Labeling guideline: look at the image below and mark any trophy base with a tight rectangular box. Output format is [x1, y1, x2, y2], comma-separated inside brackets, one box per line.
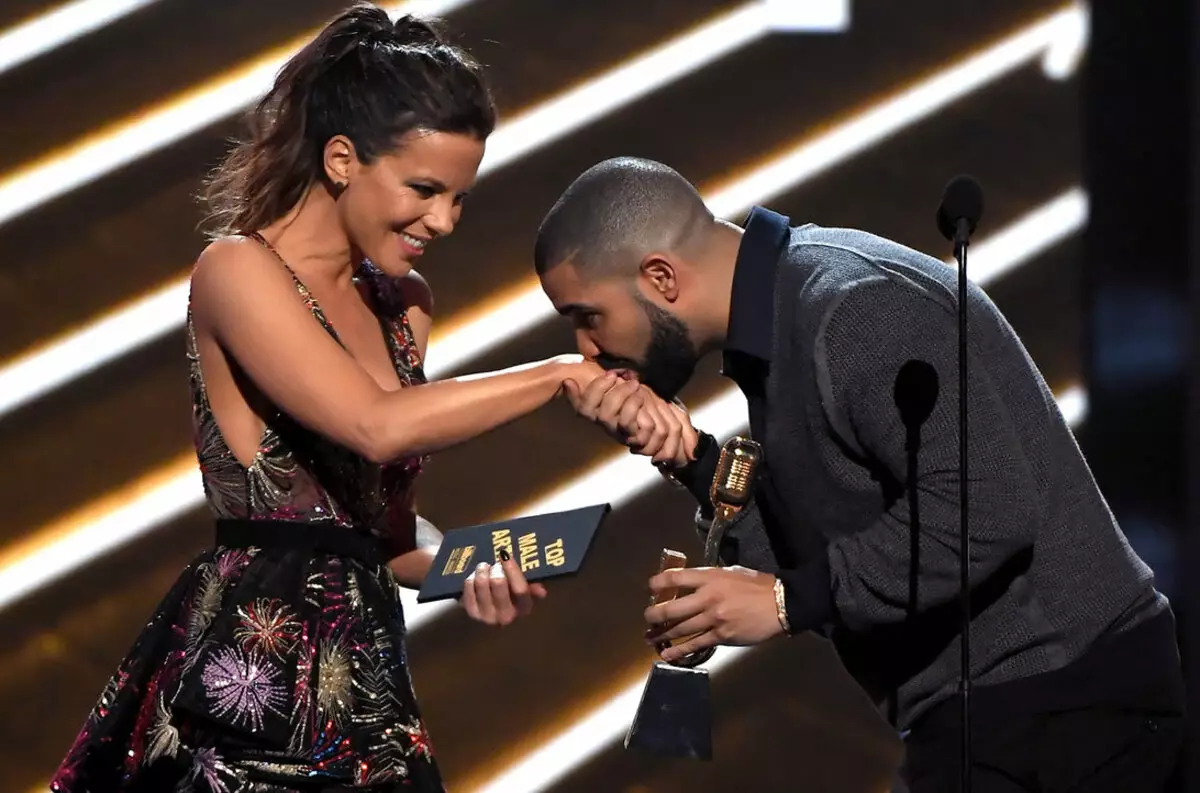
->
[623, 662, 713, 761]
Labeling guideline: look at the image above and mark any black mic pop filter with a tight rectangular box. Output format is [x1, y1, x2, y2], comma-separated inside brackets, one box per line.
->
[936, 174, 984, 242]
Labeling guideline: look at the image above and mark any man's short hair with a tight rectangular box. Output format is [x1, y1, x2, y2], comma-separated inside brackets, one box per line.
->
[534, 156, 712, 277]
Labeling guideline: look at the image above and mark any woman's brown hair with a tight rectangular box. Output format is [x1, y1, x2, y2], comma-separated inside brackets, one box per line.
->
[201, 2, 495, 238]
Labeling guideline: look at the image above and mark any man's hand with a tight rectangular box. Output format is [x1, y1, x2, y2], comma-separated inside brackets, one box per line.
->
[631, 390, 699, 467]
[644, 566, 784, 662]
[563, 372, 697, 465]
[563, 369, 645, 444]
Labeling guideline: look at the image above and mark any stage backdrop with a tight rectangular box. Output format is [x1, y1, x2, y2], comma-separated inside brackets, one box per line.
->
[0, 1, 1101, 791]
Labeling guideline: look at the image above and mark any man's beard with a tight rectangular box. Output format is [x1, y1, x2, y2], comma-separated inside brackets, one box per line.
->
[595, 294, 699, 401]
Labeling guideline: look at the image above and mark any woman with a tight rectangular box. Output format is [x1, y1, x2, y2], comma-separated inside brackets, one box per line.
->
[49, 4, 657, 791]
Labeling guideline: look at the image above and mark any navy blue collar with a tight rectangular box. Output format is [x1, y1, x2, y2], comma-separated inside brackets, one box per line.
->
[725, 206, 791, 363]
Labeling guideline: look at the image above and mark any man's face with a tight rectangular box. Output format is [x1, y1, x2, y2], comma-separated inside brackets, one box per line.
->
[540, 262, 700, 401]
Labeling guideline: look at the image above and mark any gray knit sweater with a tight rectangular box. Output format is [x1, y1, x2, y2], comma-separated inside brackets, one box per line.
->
[697, 221, 1166, 729]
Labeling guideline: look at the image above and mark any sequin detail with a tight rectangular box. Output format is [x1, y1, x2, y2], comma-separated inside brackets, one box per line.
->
[50, 243, 442, 792]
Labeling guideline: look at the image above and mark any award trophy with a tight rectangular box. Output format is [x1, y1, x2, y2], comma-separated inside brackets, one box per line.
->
[624, 436, 763, 760]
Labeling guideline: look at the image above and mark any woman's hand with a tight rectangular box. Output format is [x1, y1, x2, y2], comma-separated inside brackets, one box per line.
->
[555, 355, 609, 396]
[460, 552, 548, 626]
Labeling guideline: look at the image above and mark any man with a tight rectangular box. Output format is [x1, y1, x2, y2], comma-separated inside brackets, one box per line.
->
[535, 156, 1185, 791]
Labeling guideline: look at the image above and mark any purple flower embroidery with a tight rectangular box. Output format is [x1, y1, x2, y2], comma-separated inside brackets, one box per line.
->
[214, 549, 254, 578]
[188, 746, 231, 793]
[201, 646, 286, 733]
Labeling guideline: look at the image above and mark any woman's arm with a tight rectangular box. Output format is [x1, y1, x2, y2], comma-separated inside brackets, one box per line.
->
[190, 238, 601, 464]
[379, 268, 550, 624]
[387, 513, 441, 587]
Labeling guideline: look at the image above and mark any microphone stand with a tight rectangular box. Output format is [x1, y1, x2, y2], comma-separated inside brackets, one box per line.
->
[954, 216, 972, 793]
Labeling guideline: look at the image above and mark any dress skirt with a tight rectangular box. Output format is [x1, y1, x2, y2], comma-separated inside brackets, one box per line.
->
[51, 519, 444, 792]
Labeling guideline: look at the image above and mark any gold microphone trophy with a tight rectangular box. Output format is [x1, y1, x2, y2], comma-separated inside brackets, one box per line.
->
[623, 437, 763, 761]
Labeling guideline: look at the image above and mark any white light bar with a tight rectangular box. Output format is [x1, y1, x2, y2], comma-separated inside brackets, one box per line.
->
[704, 4, 1084, 217]
[968, 187, 1087, 284]
[0, 181, 1089, 620]
[1042, 2, 1089, 80]
[0, 281, 190, 417]
[0, 3, 771, 419]
[763, 0, 851, 33]
[0, 0, 159, 76]
[0, 2, 1086, 419]
[0, 0, 476, 230]
[479, 3, 769, 176]
[0, 460, 202, 614]
[474, 654, 748, 793]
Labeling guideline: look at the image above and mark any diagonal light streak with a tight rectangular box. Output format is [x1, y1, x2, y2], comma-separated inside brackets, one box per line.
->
[0, 0, 476, 229]
[0, 0, 159, 76]
[0, 2, 772, 419]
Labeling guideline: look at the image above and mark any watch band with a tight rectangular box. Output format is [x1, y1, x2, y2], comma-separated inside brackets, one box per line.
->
[655, 430, 716, 483]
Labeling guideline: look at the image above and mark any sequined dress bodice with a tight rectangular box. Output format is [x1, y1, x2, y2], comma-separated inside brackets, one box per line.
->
[55, 234, 445, 791]
[186, 235, 427, 537]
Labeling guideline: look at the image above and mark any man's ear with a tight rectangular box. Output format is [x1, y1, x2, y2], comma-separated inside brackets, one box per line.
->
[640, 254, 680, 302]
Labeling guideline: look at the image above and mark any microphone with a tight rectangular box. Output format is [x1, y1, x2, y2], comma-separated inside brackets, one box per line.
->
[704, 438, 763, 565]
[936, 174, 984, 793]
[936, 174, 984, 246]
[710, 439, 760, 509]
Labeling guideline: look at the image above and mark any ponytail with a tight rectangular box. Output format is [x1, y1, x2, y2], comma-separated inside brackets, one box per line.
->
[201, 2, 494, 238]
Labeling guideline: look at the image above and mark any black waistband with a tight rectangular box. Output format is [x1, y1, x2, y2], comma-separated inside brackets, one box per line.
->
[214, 519, 388, 567]
[910, 607, 1185, 739]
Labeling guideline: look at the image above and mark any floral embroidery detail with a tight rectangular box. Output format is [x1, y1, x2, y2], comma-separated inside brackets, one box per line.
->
[312, 719, 357, 775]
[183, 563, 226, 671]
[234, 598, 300, 660]
[187, 746, 232, 793]
[317, 639, 355, 726]
[145, 692, 181, 764]
[288, 623, 317, 753]
[401, 717, 434, 760]
[201, 646, 287, 733]
[214, 548, 255, 578]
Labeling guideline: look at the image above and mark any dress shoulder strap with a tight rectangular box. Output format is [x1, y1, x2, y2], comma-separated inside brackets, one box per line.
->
[243, 232, 343, 345]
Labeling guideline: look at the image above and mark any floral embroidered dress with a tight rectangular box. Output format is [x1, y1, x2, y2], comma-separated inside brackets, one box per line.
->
[52, 234, 443, 792]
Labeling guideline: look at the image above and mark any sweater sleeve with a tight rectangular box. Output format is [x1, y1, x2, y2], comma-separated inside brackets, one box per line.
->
[799, 276, 1040, 632]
